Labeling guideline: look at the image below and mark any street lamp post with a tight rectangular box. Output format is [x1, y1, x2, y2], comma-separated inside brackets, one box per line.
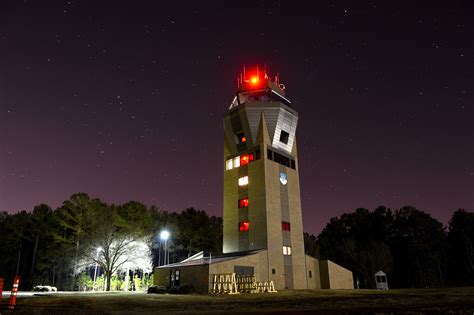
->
[158, 241, 161, 266]
[160, 230, 170, 266]
[93, 247, 102, 291]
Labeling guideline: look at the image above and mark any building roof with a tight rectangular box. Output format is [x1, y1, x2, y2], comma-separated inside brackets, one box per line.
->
[157, 250, 263, 268]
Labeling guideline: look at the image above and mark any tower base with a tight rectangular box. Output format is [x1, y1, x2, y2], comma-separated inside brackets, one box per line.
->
[153, 250, 353, 293]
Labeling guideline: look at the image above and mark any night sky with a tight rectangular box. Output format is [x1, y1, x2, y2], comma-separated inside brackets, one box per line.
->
[1, 1, 472, 235]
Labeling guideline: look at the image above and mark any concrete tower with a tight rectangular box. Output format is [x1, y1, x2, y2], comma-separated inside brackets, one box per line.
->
[153, 67, 354, 292]
[222, 67, 306, 289]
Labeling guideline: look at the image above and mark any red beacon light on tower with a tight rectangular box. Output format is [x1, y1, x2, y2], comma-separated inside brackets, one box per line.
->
[230, 65, 288, 110]
[250, 75, 259, 85]
[237, 66, 270, 90]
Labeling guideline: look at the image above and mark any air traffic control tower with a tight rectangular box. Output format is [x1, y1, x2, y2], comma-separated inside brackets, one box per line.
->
[153, 67, 353, 292]
[222, 67, 306, 289]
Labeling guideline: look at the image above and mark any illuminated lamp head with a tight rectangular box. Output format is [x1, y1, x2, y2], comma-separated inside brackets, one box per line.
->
[250, 75, 259, 85]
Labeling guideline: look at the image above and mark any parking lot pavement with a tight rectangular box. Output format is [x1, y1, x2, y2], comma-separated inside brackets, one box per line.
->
[1, 291, 96, 298]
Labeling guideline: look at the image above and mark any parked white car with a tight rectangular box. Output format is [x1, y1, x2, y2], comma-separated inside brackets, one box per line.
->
[32, 285, 58, 292]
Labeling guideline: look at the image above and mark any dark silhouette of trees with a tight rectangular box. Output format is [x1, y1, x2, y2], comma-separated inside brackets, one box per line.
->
[0, 196, 472, 290]
[390, 206, 446, 288]
[149, 207, 223, 265]
[0, 194, 222, 290]
[311, 205, 450, 288]
[446, 209, 474, 285]
[315, 206, 394, 288]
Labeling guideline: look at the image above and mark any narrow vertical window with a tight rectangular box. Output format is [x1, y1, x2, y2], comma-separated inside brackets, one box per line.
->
[290, 159, 296, 170]
[240, 154, 250, 165]
[282, 221, 291, 231]
[238, 176, 248, 186]
[239, 221, 249, 231]
[233, 156, 240, 168]
[238, 198, 249, 208]
[267, 149, 273, 160]
[226, 159, 233, 170]
[235, 132, 246, 144]
[283, 246, 292, 256]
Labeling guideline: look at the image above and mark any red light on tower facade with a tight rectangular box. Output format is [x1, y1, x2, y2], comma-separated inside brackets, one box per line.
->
[240, 154, 249, 165]
[240, 153, 255, 165]
[238, 198, 249, 208]
[239, 221, 250, 231]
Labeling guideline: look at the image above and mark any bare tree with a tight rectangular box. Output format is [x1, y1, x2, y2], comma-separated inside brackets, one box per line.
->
[77, 202, 152, 291]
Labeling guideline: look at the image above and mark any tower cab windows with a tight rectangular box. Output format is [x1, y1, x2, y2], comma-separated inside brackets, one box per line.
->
[236, 90, 291, 106]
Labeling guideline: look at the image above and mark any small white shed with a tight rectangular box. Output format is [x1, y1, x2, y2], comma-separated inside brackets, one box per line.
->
[375, 270, 388, 290]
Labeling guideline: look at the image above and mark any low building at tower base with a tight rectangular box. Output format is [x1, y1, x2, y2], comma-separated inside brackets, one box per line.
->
[154, 251, 353, 293]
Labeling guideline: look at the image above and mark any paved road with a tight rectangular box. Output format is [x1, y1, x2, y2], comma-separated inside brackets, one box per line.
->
[2, 291, 101, 298]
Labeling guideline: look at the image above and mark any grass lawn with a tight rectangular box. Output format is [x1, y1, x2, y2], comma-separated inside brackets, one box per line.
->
[2, 287, 474, 314]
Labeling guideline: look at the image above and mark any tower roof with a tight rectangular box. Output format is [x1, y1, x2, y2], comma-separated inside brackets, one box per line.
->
[229, 66, 291, 110]
[236, 66, 286, 95]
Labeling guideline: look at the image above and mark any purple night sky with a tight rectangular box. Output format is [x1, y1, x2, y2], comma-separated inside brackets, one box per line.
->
[1, 1, 472, 235]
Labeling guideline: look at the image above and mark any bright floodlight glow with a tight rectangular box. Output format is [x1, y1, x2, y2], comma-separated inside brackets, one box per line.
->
[96, 247, 103, 252]
[160, 230, 170, 240]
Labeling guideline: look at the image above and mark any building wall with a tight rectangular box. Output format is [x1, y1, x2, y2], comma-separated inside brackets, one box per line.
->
[222, 100, 307, 290]
[222, 142, 240, 253]
[153, 264, 210, 293]
[319, 260, 354, 289]
[248, 156, 268, 251]
[286, 159, 306, 289]
[220, 87, 354, 292]
[154, 255, 353, 292]
[210, 251, 268, 281]
[305, 255, 321, 289]
[264, 156, 286, 290]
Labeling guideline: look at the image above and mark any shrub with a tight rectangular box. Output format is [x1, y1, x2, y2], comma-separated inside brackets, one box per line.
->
[147, 285, 167, 294]
[176, 284, 194, 294]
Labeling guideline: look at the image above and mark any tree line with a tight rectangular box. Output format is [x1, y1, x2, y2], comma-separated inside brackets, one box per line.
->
[304, 206, 474, 288]
[0, 193, 222, 290]
[1, 194, 472, 290]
